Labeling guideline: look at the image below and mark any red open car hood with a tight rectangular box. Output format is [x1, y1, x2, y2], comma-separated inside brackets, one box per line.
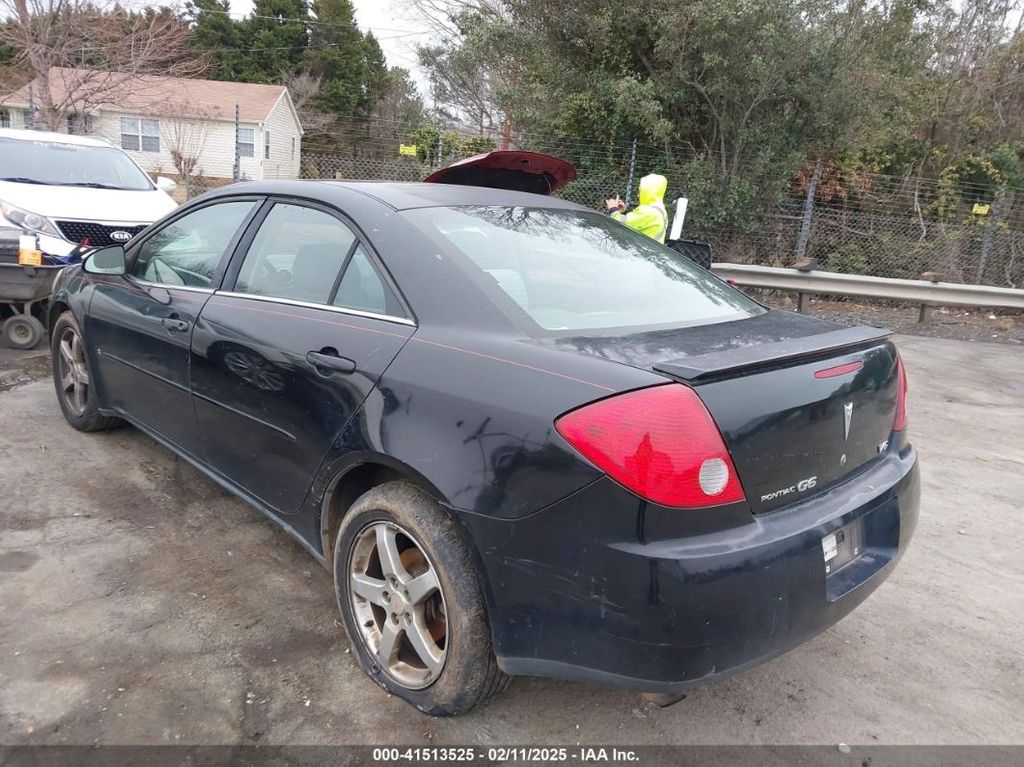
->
[423, 151, 577, 195]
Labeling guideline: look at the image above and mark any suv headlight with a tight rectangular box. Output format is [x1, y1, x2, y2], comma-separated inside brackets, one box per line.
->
[0, 200, 61, 238]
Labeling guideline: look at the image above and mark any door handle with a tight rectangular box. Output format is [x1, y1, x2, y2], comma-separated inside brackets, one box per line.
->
[161, 317, 190, 333]
[306, 350, 356, 375]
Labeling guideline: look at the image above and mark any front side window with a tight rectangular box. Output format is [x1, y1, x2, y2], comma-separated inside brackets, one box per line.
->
[234, 203, 356, 304]
[131, 201, 257, 288]
[120, 116, 159, 152]
[405, 206, 762, 332]
[238, 127, 254, 158]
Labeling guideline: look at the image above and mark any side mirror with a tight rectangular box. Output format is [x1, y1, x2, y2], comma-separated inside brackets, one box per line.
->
[83, 245, 126, 275]
[156, 176, 178, 194]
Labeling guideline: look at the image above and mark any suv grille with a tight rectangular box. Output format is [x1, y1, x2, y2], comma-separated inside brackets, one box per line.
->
[55, 221, 146, 247]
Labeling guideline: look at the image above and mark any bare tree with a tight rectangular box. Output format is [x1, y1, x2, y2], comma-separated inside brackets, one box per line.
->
[160, 101, 215, 199]
[0, 0, 203, 131]
[409, 0, 510, 136]
[281, 71, 332, 134]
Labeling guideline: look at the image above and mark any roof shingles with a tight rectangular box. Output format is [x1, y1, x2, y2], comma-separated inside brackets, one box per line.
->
[2, 67, 286, 122]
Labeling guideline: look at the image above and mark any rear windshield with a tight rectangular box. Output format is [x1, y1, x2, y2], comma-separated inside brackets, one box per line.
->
[404, 206, 762, 332]
[0, 137, 153, 191]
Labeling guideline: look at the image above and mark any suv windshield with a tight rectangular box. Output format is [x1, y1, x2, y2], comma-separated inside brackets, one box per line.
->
[0, 137, 153, 191]
[405, 206, 762, 332]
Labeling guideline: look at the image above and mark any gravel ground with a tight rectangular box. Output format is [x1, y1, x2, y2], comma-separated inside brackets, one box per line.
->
[0, 332, 1022, 749]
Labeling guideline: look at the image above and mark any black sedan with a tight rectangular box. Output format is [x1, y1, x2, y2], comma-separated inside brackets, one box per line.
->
[48, 175, 919, 715]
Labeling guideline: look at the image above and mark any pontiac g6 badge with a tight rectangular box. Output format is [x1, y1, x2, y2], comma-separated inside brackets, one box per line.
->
[760, 475, 818, 503]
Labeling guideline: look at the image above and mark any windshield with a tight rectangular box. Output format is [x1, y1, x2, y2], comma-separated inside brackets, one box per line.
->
[405, 206, 762, 332]
[0, 137, 154, 191]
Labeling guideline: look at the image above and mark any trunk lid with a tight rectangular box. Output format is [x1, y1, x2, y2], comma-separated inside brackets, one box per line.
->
[423, 151, 577, 195]
[547, 310, 901, 513]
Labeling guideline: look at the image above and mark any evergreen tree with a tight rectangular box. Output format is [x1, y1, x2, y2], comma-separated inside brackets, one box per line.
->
[186, 0, 248, 81]
[237, 0, 308, 83]
[303, 0, 381, 117]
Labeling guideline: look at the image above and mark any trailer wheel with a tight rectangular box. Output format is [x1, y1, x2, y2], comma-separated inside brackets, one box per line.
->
[2, 314, 45, 350]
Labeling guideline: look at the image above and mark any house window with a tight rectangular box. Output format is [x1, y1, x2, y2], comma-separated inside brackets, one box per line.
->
[237, 127, 254, 158]
[291, 137, 295, 160]
[121, 117, 160, 152]
[0, 109, 10, 128]
[264, 129, 271, 159]
[66, 113, 93, 134]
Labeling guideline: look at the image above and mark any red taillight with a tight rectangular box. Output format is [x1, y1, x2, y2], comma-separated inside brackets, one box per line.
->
[555, 384, 745, 508]
[894, 354, 908, 431]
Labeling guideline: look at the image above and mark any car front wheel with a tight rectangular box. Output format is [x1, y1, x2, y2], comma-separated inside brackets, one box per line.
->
[50, 311, 120, 432]
[334, 481, 508, 715]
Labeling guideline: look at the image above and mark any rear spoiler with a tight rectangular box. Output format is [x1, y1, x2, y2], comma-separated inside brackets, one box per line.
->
[654, 326, 892, 384]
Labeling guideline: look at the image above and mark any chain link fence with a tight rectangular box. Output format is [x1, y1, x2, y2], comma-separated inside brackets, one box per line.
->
[182, 139, 1024, 291]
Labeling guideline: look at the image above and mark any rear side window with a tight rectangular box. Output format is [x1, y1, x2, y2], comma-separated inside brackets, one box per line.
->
[234, 203, 356, 305]
[405, 206, 761, 332]
[232, 202, 406, 318]
[333, 246, 402, 317]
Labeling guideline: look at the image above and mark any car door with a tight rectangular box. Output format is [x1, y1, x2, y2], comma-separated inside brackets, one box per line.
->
[86, 198, 261, 454]
[189, 199, 416, 514]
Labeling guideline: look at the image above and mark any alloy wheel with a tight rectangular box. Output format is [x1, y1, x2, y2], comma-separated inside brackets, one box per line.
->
[57, 326, 90, 416]
[348, 521, 448, 689]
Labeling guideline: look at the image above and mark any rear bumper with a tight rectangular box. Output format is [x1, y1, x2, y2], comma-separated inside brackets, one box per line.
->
[460, 446, 920, 692]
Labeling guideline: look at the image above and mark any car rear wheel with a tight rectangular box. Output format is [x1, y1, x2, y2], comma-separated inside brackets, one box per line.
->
[334, 481, 508, 715]
[51, 311, 121, 432]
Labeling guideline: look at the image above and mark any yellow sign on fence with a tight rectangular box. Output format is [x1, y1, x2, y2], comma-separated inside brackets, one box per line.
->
[972, 203, 991, 216]
[399, 144, 418, 157]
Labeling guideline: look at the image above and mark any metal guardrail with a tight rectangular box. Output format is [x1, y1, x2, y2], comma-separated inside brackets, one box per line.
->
[712, 263, 1024, 312]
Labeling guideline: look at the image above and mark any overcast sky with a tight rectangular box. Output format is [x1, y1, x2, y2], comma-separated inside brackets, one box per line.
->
[227, 0, 431, 92]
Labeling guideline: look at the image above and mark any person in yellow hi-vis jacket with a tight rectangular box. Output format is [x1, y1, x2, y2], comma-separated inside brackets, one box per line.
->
[605, 173, 669, 243]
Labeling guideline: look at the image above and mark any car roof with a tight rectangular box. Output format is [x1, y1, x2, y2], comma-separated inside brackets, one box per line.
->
[206, 180, 588, 212]
[0, 127, 115, 148]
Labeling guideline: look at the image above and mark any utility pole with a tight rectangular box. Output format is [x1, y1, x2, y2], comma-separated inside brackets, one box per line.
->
[232, 104, 240, 182]
[435, 132, 444, 170]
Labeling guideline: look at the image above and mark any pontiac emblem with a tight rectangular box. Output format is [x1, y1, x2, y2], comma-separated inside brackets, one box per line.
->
[843, 401, 854, 442]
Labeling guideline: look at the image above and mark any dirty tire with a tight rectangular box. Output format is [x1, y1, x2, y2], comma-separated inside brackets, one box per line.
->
[334, 481, 509, 715]
[50, 311, 121, 432]
[3, 314, 45, 350]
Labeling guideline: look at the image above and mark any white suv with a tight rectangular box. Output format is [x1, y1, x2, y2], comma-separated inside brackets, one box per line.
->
[0, 128, 178, 262]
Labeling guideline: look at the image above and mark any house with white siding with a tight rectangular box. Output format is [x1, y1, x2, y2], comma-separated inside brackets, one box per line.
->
[1, 68, 303, 185]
